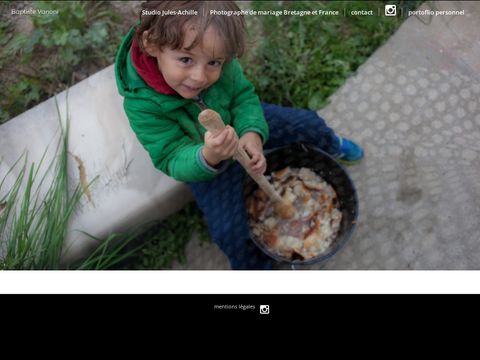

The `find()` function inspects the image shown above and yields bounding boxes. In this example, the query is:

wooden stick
[198,109,295,218]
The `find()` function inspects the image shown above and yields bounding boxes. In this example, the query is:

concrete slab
[0,65,193,264]
[175,1,480,270]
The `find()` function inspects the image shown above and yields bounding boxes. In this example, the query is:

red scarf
[130,38,178,95]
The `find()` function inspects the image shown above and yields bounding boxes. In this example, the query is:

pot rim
[247,143,359,266]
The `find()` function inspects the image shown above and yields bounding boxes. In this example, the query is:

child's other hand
[202,125,238,166]
[239,132,266,175]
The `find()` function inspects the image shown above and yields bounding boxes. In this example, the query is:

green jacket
[114,28,269,182]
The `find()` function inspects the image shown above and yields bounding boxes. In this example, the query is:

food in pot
[246,167,342,261]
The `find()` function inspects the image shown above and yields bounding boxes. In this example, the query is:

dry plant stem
[198,109,295,219]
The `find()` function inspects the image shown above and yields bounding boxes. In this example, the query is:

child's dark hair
[135,1,246,62]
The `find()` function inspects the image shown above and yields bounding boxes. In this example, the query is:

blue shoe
[335,135,364,164]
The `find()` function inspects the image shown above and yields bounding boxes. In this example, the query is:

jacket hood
[114,27,190,112]
[130,37,178,96]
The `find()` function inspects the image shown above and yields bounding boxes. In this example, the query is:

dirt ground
[0,1,143,123]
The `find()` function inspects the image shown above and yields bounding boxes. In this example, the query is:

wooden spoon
[198,109,295,219]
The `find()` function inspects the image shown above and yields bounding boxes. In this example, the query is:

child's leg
[188,103,359,270]
[189,162,273,270]
[261,102,341,154]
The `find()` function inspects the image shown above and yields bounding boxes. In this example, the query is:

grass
[0,96,82,269]
[241,0,424,109]
[113,203,211,270]
[0,1,127,124]
[0,95,141,270]
[68,230,145,270]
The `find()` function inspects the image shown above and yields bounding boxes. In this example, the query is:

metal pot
[244,143,359,267]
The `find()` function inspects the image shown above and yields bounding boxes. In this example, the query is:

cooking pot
[243,143,359,267]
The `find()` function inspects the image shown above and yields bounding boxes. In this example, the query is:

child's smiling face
[143,25,227,99]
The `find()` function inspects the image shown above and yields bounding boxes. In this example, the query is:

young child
[114,1,363,270]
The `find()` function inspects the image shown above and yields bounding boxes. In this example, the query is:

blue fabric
[189,103,340,270]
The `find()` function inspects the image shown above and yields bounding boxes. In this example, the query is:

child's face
[143,26,226,99]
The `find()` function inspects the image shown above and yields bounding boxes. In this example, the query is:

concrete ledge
[0,64,193,264]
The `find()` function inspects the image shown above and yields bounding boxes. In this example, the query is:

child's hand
[238,132,266,175]
[202,125,238,166]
